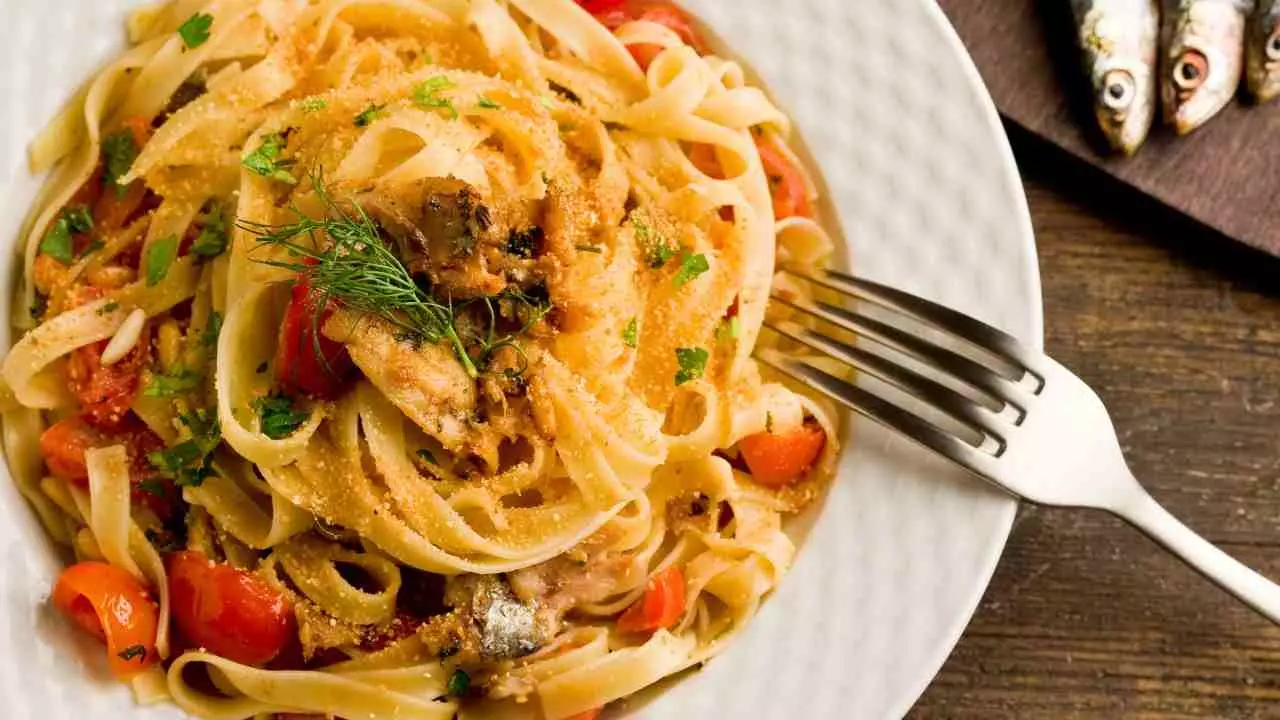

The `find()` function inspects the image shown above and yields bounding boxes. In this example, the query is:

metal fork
[757,264,1280,624]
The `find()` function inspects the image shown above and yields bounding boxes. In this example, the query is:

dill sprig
[239,175,548,379]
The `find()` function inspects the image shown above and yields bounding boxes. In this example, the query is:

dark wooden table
[909,128,1280,719]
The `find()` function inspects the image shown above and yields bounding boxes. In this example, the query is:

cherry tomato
[578,1,706,69]
[66,327,151,429]
[617,565,685,634]
[51,561,159,679]
[755,136,813,220]
[738,421,826,487]
[167,551,294,666]
[275,275,356,398]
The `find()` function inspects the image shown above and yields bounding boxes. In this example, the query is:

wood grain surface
[937,0,1280,258]
[908,128,1280,718]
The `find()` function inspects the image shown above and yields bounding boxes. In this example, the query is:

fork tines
[757,265,1044,478]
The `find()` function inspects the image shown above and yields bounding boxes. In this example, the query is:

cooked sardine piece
[1163,0,1252,134]
[1246,0,1280,101]
[1071,0,1160,154]
[445,575,545,660]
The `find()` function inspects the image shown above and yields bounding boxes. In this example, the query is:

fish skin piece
[1163,0,1253,135]
[1071,0,1161,155]
[1246,0,1280,101]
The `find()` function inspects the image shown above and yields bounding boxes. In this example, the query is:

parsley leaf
[622,317,638,348]
[630,210,675,268]
[117,644,148,663]
[147,410,219,488]
[242,133,297,184]
[202,311,223,348]
[254,395,309,439]
[137,478,168,498]
[143,368,201,397]
[447,669,471,697]
[39,206,96,265]
[412,77,458,119]
[177,13,213,49]
[354,103,387,127]
[416,449,438,465]
[145,234,178,286]
[64,206,94,234]
[673,252,709,287]
[191,206,228,258]
[716,315,740,343]
[477,96,500,109]
[102,130,139,195]
[674,347,709,385]
[299,97,328,112]
[574,244,603,254]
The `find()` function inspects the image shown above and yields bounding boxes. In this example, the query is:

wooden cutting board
[937,0,1280,258]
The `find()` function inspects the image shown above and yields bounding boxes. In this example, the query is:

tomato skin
[617,565,685,635]
[167,551,294,666]
[51,561,159,679]
[275,276,355,398]
[755,136,812,220]
[578,1,705,69]
[66,324,151,429]
[738,421,826,487]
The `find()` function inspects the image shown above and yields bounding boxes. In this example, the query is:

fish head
[1164,2,1248,134]
[1092,65,1156,155]
[1081,6,1158,155]
[1246,5,1280,102]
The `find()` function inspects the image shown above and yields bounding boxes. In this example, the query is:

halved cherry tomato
[275,275,356,398]
[686,142,725,179]
[39,415,161,482]
[738,421,826,487]
[578,1,706,69]
[617,565,685,635]
[755,136,812,220]
[167,551,294,666]
[66,325,151,428]
[51,561,159,679]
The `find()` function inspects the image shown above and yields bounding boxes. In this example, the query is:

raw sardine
[1071,0,1160,155]
[1246,0,1280,101]
[1163,0,1252,134]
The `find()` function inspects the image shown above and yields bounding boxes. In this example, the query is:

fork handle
[1114,490,1280,624]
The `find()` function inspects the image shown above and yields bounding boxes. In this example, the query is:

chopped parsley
[145,234,178,286]
[143,368,201,397]
[98,301,120,316]
[177,13,213,49]
[136,478,168,498]
[241,133,297,184]
[447,669,471,697]
[412,76,458,119]
[622,317,638,349]
[147,410,220,488]
[477,96,500,110]
[716,315,741,343]
[202,311,223,348]
[254,394,309,439]
[299,97,328,112]
[673,252,709,287]
[574,243,603,254]
[354,103,387,127]
[39,206,94,264]
[191,205,228,258]
[116,644,148,663]
[80,239,105,258]
[674,347,709,385]
[416,449,438,466]
[631,210,675,268]
[102,129,139,195]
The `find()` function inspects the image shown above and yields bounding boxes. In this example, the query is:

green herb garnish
[191,206,228,258]
[674,347,709,385]
[575,244,603,254]
[412,76,458,119]
[242,133,297,184]
[102,130,139,195]
[447,669,471,697]
[202,311,223,348]
[39,206,93,264]
[98,301,120,316]
[147,410,219,488]
[145,235,178,286]
[117,644,148,663]
[143,368,201,397]
[716,315,740,343]
[354,103,387,127]
[299,97,328,112]
[477,96,500,110]
[177,13,213,49]
[631,210,675,269]
[416,449,438,465]
[254,394,310,440]
[673,252,709,287]
[622,317,638,348]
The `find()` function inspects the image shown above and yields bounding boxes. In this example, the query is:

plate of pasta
[0,0,1041,719]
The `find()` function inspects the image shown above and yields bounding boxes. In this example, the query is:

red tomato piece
[755,136,813,220]
[738,421,826,487]
[617,565,686,635]
[39,415,161,482]
[275,275,356,398]
[66,326,151,429]
[578,1,706,69]
[566,709,604,720]
[51,561,159,679]
[167,551,294,666]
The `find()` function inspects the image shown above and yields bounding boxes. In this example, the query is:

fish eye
[1100,70,1136,111]
[1173,50,1209,90]
[1268,30,1280,61]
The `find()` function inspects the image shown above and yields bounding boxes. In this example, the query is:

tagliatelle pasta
[2,1,841,718]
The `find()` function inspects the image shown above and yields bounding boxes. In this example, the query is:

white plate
[0,1,1042,718]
